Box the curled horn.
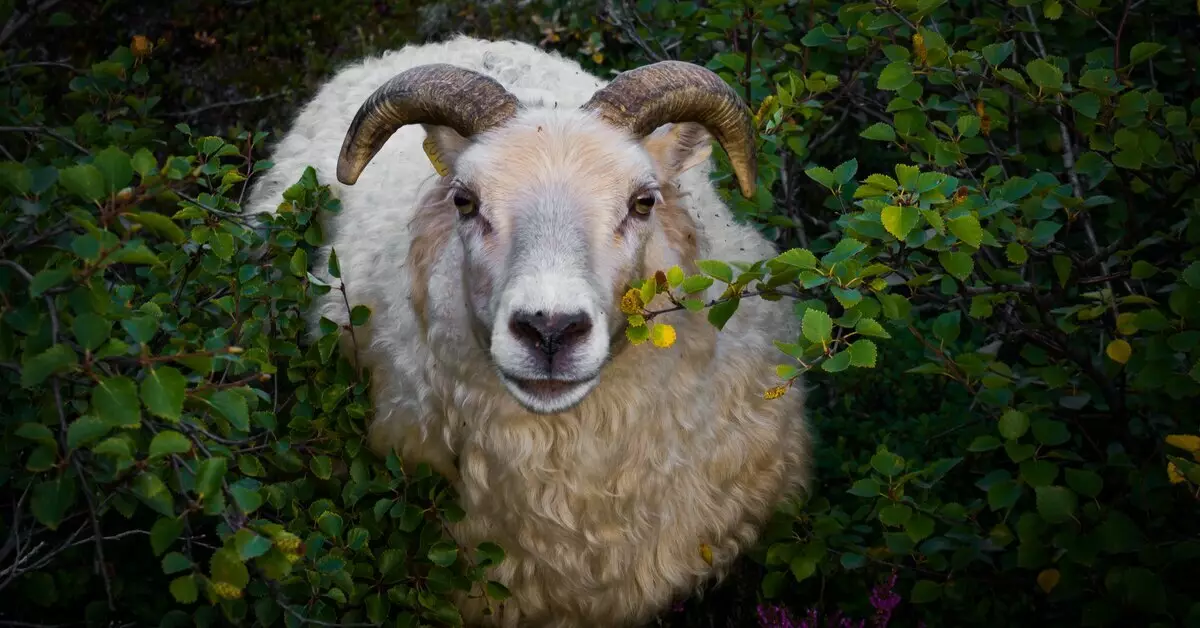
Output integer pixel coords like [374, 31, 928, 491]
[581, 60, 758, 199]
[337, 63, 520, 185]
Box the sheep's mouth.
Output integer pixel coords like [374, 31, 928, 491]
[510, 377, 582, 397]
[498, 371, 599, 414]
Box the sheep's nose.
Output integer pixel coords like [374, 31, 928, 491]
[508, 310, 593, 356]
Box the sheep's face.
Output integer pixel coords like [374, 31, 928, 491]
[426, 111, 712, 414]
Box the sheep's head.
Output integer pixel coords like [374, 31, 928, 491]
[336, 61, 756, 414]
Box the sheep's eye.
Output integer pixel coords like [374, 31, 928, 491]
[452, 189, 477, 217]
[629, 190, 658, 216]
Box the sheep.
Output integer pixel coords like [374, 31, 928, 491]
[245, 35, 812, 628]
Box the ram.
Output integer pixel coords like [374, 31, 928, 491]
[246, 35, 812, 627]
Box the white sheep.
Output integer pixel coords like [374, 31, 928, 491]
[246, 35, 812, 628]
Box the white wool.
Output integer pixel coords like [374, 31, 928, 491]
[246, 35, 812, 628]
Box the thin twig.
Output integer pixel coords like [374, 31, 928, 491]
[1112, 0, 1133, 70]
[163, 92, 286, 119]
[0, 126, 88, 154]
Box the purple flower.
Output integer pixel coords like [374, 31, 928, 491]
[868, 570, 902, 627]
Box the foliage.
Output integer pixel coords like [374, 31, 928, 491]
[0, 43, 507, 626]
[3, 0, 1200, 627]
[604, 0, 1200, 626]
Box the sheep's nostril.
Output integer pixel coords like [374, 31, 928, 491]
[509, 310, 593, 355]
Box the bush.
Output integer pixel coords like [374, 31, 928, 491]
[2, 0, 1199, 627]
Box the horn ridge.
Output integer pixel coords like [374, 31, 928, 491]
[337, 63, 520, 185]
[581, 60, 758, 199]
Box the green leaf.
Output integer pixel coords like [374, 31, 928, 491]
[133, 471, 175, 516]
[848, 478, 881, 497]
[318, 512, 344, 539]
[67, 416, 110, 449]
[938, 251, 974, 281]
[210, 547, 250, 588]
[72, 313, 111, 351]
[879, 504, 913, 526]
[141, 366, 186, 421]
[235, 528, 272, 560]
[20, 344, 77, 388]
[289, 248, 308, 277]
[30, 267, 71, 297]
[870, 450, 905, 476]
[427, 541, 458, 567]
[775, 248, 818, 269]
[311, 455, 334, 480]
[1069, 92, 1101, 119]
[92, 375, 141, 427]
[0, 160, 32, 195]
[229, 484, 263, 514]
[1035, 485, 1078, 524]
[802, 309, 833, 344]
[209, 390, 249, 431]
[948, 215, 983, 247]
[707, 298, 739, 330]
[170, 575, 198, 604]
[149, 430, 191, 459]
[476, 542, 506, 567]
[804, 166, 837, 189]
[822, 350, 852, 372]
[121, 315, 157, 344]
[16, 422, 55, 444]
[1065, 469, 1103, 498]
[987, 480, 1021, 511]
[882, 204, 920, 240]
[350, 304, 371, 326]
[932, 310, 961, 343]
[999, 410, 1030, 440]
[840, 553, 867, 569]
[878, 61, 914, 90]
[131, 147, 157, 177]
[59, 164, 105, 201]
[1128, 42, 1166, 66]
[150, 517, 184, 556]
[681, 274, 714, 293]
[93, 146, 133, 193]
[1032, 419, 1071, 446]
[855, 318, 892, 339]
[822, 238, 866, 266]
[1181, 262, 1200, 289]
[162, 552, 192, 575]
[833, 158, 858, 185]
[848, 339, 877, 367]
[860, 122, 897, 142]
[31, 474, 77, 530]
[696, 259, 734, 283]
[194, 457, 227, 501]
[1025, 59, 1064, 90]
[983, 40, 1014, 66]
[127, 211, 185, 244]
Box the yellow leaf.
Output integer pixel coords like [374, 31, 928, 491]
[650, 323, 677, 348]
[1036, 569, 1060, 593]
[1105, 339, 1132, 364]
[1165, 434, 1200, 453]
[1167, 462, 1186, 485]
[764, 385, 788, 400]
[619, 288, 644, 315]
[699, 543, 713, 565]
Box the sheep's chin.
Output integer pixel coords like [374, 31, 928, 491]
[498, 372, 599, 414]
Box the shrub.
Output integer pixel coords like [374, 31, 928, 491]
[0, 43, 506, 627]
[3, 0, 1199, 627]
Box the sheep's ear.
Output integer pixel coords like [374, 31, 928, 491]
[642, 122, 713, 179]
[421, 124, 472, 176]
